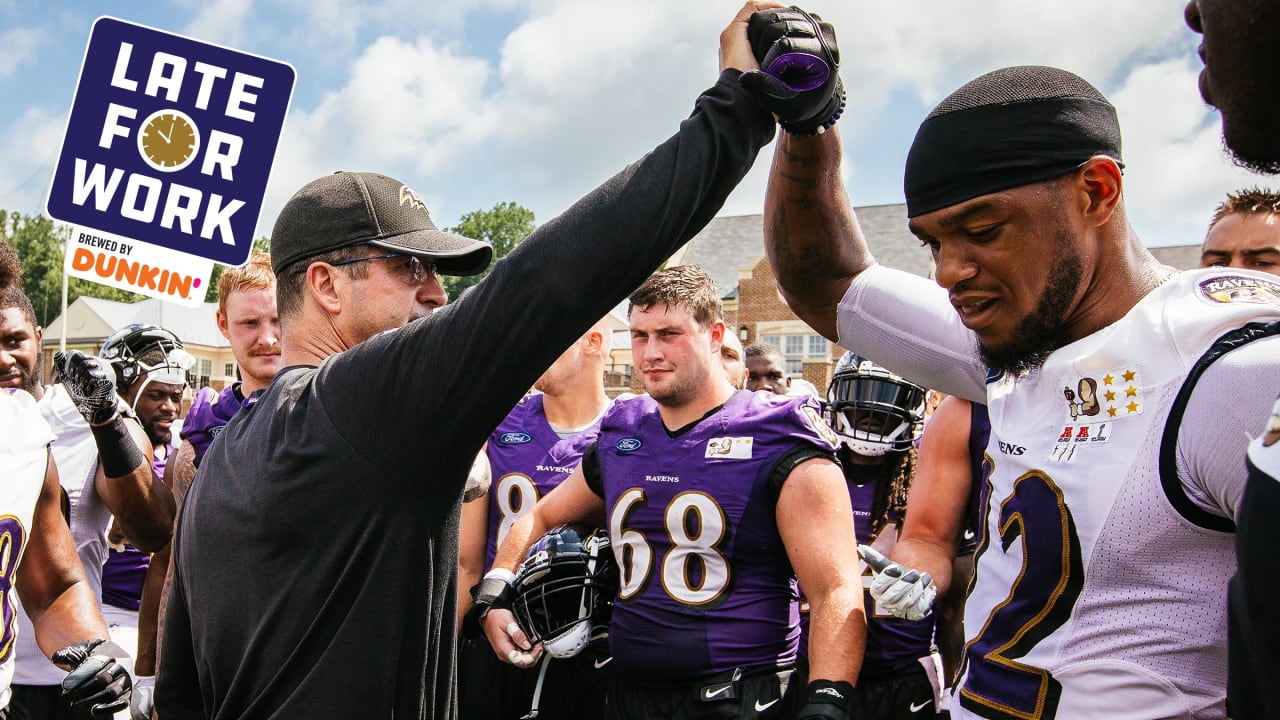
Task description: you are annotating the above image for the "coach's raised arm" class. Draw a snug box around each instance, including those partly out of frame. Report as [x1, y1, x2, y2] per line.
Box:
[152, 4, 864, 719]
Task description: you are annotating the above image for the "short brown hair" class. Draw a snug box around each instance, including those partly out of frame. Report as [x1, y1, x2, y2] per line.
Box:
[628, 265, 721, 327]
[218, 253, 276, 315]
[275, 245, 369, 321]
[1209, 187, 1280, 230]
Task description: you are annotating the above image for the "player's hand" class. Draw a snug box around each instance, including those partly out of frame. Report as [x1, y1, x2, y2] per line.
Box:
[795, 679, 855, 719]
[130, 675, 155, 720]
[720, 1, 788, 73]
[738, 5, 845, 135]
[481, 608, 542, 668]
[53, 639, 132, 718]
[53, 351, 120, 426]
[860, 544, 936, 621]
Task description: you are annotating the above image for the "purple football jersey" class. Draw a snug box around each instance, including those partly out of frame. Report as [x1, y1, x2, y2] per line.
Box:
[847, 481, 934, 673]
[103, 439, 171, 610]
[596, 390, 839, 682]
[181, 383, 258, 468]
[795, 478, 934, 673]
[484, 393, 601, 568]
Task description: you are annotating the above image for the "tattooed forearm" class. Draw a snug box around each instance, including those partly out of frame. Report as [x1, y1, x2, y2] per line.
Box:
[763, 128, 872, 339]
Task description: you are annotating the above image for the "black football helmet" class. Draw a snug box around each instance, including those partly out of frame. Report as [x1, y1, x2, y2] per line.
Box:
[826, 352, 925, 456]
[512, 523, 616, 659]
[99, 323, 193, 388]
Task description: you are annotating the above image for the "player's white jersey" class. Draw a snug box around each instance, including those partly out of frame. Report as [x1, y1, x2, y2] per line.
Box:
[954, 271, 1280, 720]
[14, 385, 117, 686]
[0, 390, 55, 708]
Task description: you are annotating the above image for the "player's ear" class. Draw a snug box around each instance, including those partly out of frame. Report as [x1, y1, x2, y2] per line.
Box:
[709, 319, 726, 349]
[306, 262, 343, 315]
[1074, 156, 1123, 228]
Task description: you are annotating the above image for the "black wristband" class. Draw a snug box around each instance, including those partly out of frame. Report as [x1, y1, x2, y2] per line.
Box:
[91, 417, 147, 478]
[471, 575, 515, 617]
[796, 679, 855, 719]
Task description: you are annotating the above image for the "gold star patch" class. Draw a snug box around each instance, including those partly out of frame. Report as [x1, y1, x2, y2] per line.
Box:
[1100, 365, 1143, 419]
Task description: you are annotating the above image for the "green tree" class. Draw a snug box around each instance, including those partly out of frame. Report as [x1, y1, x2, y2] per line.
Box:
[0, 210, 143, 327]
[204, 235, 272, 303]
[441, 201, 536, 299]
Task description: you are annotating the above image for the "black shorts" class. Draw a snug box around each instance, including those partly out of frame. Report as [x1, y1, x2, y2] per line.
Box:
[854, 663, 941, 719]
[606, 664, 801, 720]
[6, 684, 83, 720]
[458, 636, 611, 720]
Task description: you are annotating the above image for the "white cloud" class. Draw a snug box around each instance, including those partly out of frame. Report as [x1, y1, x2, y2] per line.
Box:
[0, 107, 73, 215]
[257, 35, 501, 237]
[0, 27, 40, 79]
[1110, 58, 1275, 246]
[180, 0, 256, 48]
[33, 0, 1261, 251]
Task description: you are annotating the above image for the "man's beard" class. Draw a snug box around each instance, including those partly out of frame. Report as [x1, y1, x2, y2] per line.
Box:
[1227, 137, 1280, 176]
[19, 354, 42, 396]
[1217, 95, 1280, 175]
[146, 424, 172, 448]
[978, 237, 1083, 377]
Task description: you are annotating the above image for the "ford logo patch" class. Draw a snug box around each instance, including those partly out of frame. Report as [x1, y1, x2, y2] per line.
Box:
[616, 438, 642, 453]
[500, 432, 532, 445]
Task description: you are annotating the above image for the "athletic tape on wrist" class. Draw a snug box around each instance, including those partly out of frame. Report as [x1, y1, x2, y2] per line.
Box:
[91, 417, 147, 479]
[473, 573, 516, 618]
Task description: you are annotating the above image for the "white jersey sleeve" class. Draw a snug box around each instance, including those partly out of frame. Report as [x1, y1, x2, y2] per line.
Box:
[837, 264, 987, 402]
[1177, 334, 1280, 521]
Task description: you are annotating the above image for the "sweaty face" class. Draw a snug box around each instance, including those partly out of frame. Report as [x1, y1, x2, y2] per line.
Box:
[1200, 213, 1280, 275]
[911, 181, 1085, 377]
[630, 304, 718, 408]
[745, 353, 789, 394]
[129, 379, 184, 446]
[719, 333, 747, 390]
[0, 307, 41, 395]
[1186, 0, 1280, 174]
[218, 288, 282, 388]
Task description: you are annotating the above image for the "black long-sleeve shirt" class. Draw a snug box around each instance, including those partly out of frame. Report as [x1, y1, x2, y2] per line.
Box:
[156, 70, 775, 719]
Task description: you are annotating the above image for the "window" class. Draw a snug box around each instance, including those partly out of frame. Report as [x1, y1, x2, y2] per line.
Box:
[809, 334, 828, 359]
[762, 333, 830, 376]
[196, 358, 212, 388]
[224, 362, 236, 378]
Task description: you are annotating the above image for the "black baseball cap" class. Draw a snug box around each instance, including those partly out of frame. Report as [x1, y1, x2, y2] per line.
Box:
[269, 171, 493, 277]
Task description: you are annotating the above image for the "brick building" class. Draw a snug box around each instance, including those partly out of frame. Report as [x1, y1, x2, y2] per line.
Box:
[631, 204, 1203, 395]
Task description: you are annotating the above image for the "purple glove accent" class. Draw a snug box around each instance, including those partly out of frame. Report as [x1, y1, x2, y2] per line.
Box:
[764, 52, 830, 92]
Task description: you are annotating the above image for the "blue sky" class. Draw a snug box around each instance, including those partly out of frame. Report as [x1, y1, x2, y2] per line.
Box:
[2, 0, 1275, 256]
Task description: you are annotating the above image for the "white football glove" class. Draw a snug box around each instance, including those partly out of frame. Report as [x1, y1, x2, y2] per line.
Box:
[859, 544, 936, 622]
[130, 675, 155, 720]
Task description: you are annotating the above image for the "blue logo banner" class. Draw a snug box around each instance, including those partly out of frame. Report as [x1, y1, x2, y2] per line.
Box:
[47, 17, 295, 267]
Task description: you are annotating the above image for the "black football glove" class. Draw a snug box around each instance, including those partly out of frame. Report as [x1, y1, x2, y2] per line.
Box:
[795, 679, 855, 719]
[53, 350, 119, 426]
[739, 6, 845, 135]
[53, 639, 132, 718]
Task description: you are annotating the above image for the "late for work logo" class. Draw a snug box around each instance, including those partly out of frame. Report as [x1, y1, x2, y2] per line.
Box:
[46, 17, 294, 304]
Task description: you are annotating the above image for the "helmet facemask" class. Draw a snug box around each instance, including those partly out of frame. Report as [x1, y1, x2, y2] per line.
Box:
[512, 525, 617, 659]
[826, 356, 925, 456]
[100, 324, 194, 390]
